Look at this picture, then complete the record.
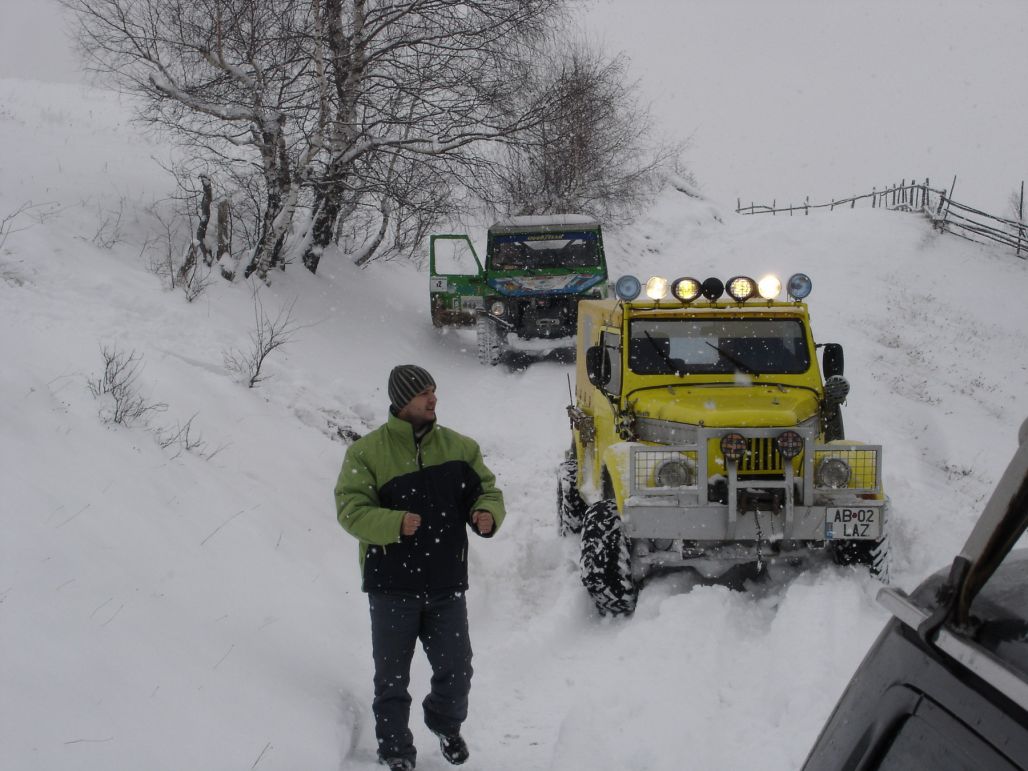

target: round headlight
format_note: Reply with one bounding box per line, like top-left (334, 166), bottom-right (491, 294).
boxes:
top-left (701, 277), bottom-right (725, 301)
top-left (645, 276), bottom-right (669, 300)
top-left (787, 273), bottom-right (812, 300)
top-left (757, 274), bottom-right (782, 300)
top-left (775, 430), bottom-right (804, 460)
top-left (726, 276), bottom-right (757, 302)
top-left (615, 275), bottom-right (642, 301)
top-left (671, 277), bottom-right (702, 303)
top-left (489, 300), bottom-right (506, 316)
top-left (720, 432), bottom-right (747, 463)
top-left (655, 459), bottom-right (695, 488)
top-left (817, 457), bottom-right (851, 488)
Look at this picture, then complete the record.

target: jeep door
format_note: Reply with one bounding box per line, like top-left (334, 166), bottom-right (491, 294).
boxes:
top-left (430, 234), bottom-right (485, 327)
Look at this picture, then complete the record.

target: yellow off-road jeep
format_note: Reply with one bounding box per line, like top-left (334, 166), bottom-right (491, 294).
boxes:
top-left (559, 273), bottom-right (889, 615)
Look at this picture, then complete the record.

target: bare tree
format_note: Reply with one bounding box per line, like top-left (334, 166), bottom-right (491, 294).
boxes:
top-left (88, 346), bottom-right (168, 425)
top-left (61, 0), bottom-right (323, 278)
top-left (292, 0), bottom-right (562, 273)
top-left (478, 41), bottom-right (683, 224)
top-left (223, 285), bottom-right (299, 387)
top-left (61, 0), bottom-right (563, 280)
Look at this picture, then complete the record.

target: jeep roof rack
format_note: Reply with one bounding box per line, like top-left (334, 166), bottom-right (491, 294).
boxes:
top-left (488, 214), bottom-right (600, 234)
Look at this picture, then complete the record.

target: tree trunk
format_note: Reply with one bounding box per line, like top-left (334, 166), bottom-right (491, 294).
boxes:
top-left (301, 171), bottom-right (346, 273)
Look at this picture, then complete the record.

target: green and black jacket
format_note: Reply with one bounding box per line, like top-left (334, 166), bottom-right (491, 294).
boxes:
top-left (335, 412), bottom-right (505, 594)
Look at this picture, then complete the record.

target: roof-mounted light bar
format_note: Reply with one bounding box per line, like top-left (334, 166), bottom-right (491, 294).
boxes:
top-left (613, 272), bottom-right (813, 304)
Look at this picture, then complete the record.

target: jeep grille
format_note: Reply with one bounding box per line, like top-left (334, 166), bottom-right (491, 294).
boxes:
top-left (737, 437), bottom-right (786, 473)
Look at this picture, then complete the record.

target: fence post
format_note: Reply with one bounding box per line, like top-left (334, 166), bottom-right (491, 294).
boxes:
top-left (942, 175), bottom-right (957, 224)
top-left (1018, 181), bottom-right (1025, 259)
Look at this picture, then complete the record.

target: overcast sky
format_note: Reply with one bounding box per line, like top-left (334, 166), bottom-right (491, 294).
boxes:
top-left (1, 0), bottom-right (82, 83)
top-left (4, 0), bottom-right (1026, 212)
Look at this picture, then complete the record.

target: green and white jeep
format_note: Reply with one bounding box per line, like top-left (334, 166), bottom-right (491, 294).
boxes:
top-left (430, 215), bottom-right (609, 365)
top-left (560, 272), bottom-right (890, 615)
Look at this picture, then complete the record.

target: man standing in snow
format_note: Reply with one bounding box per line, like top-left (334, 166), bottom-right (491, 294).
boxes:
top-left (335, 364), bottom-right (505, 771)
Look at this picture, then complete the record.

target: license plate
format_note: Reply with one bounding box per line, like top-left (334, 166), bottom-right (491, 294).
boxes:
top-left (825, 507), bottom-right (881, 540)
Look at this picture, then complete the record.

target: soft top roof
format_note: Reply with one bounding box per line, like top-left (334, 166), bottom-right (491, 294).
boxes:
top-left (488, 214), bottom-right (601, 235)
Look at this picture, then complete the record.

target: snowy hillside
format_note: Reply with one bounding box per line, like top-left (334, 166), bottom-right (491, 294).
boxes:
top-left (2, 1), bottom-right (1028, 766)
top-left (2, 75), bottom-right (1026, 771)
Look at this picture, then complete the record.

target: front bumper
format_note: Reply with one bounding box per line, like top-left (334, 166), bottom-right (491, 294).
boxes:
top-left (620, 429), bottom-right (884, 543)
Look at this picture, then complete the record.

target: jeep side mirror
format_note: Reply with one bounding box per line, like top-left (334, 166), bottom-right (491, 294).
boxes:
top-left (585, 345), bottom-right (610, 387)
top-left (823, 343), bottom-right (844, 378)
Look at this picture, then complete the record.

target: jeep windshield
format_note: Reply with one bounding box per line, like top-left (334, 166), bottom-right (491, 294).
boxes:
top-left (628, 318), bottom-right (811, 375)
top-left (489, 231), bottom-right (601, 270)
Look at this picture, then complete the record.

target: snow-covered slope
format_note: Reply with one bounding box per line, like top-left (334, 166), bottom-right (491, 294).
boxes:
top-left (2, 23), bottom-right (1027, 771)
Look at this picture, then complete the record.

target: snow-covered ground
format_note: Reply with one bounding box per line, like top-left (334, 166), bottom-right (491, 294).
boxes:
top-left (2, 2), bottom-right (1027, 769)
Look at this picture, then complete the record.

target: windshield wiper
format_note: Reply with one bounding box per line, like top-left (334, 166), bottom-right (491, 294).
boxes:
top-left (644, 331), bottom-right (686, 377)
top-left (705, 341), bottom-right (758, 376)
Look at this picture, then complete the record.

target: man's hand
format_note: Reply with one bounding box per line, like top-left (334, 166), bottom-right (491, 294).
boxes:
top-left (471, 509), bottom-right (494, 535)
top-left (401, 512), bottom-right (421, 536)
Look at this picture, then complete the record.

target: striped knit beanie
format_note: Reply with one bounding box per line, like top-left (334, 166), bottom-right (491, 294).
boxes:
top-left (388, 364), bottom-right (436, 411)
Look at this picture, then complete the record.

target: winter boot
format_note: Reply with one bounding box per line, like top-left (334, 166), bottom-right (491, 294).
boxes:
top-left (378, 754), bottom-right (415, 770)
top-left (432, 730), bottom-right (469, 765)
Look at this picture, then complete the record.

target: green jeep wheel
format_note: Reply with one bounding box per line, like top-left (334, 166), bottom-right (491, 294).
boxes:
top-left (476, 315), bottom-right (506, 366)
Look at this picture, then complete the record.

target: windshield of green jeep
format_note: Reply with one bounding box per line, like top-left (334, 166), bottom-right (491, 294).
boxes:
top-left (489, 231), bottom-right (601, 270)
top-left (628, 318), bottom-right (811, 375)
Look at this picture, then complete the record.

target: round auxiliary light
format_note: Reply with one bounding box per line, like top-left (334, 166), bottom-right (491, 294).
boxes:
top-left (776, 430), bottom-right (804, 460)
top-left (655, 459), bottom-right (695, 488)
top-left (757, 274), bottom-right (782, 300)
top-left (787, 273), bottom-right (813, 300)
top-left (671, 277), bottom-right (702, 303)
top-left (701, 277), bottom-right (725, 301)
top-left (720, 432), bottom-right (748, 463)
top-left (489, 300), bottom-right (506, 316)
top-left (726, 275), bottom-right (757, 302)
top-left (645, 276), bottom-right (669, 300)
top-left (817, 457), bottom-right (851, 489)
top-left (615, 274), bottom-right (642, 301)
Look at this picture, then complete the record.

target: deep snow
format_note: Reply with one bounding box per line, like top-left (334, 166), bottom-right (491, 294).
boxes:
top-left (2, 1), bottom-right (1028, 769)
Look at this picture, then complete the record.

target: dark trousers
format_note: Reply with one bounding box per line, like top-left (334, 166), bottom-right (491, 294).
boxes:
top-left (368, 590), bottom-right (473, 762)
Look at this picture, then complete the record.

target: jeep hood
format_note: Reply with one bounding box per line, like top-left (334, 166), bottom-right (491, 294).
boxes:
top-left (486, 273), bottom-right (604, 297)
top-left (631, 384), bottom-right (820, 427)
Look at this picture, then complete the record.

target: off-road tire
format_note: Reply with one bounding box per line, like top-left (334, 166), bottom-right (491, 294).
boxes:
top-left (580, 499), bottom-right (638, 616)
top-left (557, 458), bottom-right (588, 536)
top-left (831, 532), bottom-right (891, 582)
top-left (476, 315), bottom-right (506, 366)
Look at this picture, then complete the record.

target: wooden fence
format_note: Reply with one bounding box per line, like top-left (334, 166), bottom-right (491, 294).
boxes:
top-left (737, 177), bottom-right (1028, 259)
